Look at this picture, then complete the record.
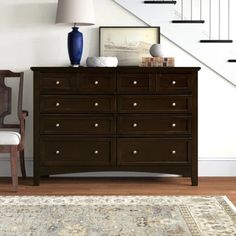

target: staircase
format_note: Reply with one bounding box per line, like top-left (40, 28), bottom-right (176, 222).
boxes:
top-left (113, 0), bottom-right (236, 85)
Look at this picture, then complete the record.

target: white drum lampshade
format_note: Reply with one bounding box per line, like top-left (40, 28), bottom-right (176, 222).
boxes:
top-left (56, 0), bottom-right (95, 26)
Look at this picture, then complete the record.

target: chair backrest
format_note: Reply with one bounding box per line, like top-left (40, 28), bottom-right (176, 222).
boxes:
top-left (0, 70), bottom-right (23, 129)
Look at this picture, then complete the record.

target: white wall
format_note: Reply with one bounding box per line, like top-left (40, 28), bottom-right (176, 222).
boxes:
top-left (0, 0), bottom-right (235, 177)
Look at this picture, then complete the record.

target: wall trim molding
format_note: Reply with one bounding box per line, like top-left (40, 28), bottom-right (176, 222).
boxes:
top-left (198, 158), bottom-right (236, 161)
top-left (0, 158), bottom-right (235, 176)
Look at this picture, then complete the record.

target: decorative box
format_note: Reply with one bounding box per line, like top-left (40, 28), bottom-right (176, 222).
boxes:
top-left (140, 57), bottom-right (175, 67)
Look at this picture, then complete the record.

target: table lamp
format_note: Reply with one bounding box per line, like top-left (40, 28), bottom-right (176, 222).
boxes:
top-left (56, 0), bottom-right (95, 67)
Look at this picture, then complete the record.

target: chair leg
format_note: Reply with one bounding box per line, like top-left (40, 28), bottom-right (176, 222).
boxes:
top-left (10, 146), bottom-right (18, 192)
top-left (19, 150), bottom-right (26, 178)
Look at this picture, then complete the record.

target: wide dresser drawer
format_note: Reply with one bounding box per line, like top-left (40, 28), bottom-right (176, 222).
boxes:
top-left (40, 116), bottom-right (115, 134)
top-left (40, 95), bottom-right (116, 113)
top-left (39, 72), bottom-right (116, 94)
top-left (118, 95), bottom-right (191, 113)
top-left (117, 115), bottom-right (191, 135)
top-left (40, 137), bottom-right (115, 166)
top-left (117, 138), bottom-right (191, 165)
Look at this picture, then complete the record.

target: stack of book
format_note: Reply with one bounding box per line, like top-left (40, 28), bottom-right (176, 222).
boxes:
top-left (140, 57), bottom-right (175, 67)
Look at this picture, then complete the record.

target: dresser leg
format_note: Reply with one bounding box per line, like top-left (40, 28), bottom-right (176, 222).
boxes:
top-left (191, 176), bottom-right (198, 186)
top-left (33, 176), bottom-right (40, 186)
top-left (41, 175), bottom-right (50, 178)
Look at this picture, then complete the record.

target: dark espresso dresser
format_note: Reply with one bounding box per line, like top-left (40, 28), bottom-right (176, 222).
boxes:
top-left (31, 67), bottom-right (200, 186)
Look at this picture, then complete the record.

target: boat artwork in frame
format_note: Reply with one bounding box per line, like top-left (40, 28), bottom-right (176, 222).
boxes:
top-left (99, 26), bottom-right (160, 66)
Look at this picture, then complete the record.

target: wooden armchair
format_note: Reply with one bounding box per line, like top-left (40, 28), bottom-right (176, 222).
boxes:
top-left (0, 70), bottom-right (28, 191)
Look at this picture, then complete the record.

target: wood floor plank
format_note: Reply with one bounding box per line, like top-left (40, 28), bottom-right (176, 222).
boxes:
top-left (0, 177), bottom-right (235, 205)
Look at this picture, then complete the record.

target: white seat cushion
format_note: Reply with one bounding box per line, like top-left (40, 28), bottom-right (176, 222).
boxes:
top-left (0, 131), bottom-right (21, 145)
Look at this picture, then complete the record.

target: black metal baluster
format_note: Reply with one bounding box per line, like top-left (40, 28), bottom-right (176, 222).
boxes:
top-left (210, 0), bottom-right (211, 40)
top-left (191, 0), bottom-right (193, 21)
top-left (219, 0), bottom-right (221, 40)
top-left (228, 0), bottom-right (230, 40)
top-left (227, 0), bottom-right (236, 61)
top-left (200, 0), bottom-right (202, 21)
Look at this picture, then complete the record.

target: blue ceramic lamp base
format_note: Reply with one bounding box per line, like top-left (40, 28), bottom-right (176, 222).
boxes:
top-left (68, 27), bottom-right (83, 67)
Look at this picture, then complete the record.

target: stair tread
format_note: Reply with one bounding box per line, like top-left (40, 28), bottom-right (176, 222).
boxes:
top-left (172, 20), bottom-right (205, 24)
top-left (144, 1), bottom-right (177, 4)
top-left (200, 40), bottom-right (233, 43)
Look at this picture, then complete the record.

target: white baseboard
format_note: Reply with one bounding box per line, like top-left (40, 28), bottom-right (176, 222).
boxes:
top-left (0, 158), bottom-right (235, 177)
top-left (198, 159), bottom-right (236, 176)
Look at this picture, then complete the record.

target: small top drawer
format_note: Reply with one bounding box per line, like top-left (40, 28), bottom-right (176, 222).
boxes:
top-left (40, 73), bottom-right (76, 94)
top-left (77, 73), bottom-right (116, 93)
top-left (117, 73), bottom-right (155, 93)
top-left (157, 73), bottom-right (193, 94)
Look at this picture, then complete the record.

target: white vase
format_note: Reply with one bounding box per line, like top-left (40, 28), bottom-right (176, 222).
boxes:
top-left (149, 44), bottom-right (164, 57)
top-left (86, 57), bottom-right (118, 67)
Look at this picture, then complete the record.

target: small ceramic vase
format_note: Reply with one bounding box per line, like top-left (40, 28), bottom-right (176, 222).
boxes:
top-left (149, 44), bottom-right (163, 57)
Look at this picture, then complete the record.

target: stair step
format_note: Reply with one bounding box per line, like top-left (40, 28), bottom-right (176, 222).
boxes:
top-left (228, 60), bottom-right (236, 62)
top-left (200, 40), bottom-right (233, 43)
top-left (144, 1), bottom-right (177, 4)
top-left (172, 20), bottom-right (205, 24)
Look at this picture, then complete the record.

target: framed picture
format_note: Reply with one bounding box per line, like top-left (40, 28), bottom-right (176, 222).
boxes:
top-left (99, 26), bottom-right (160, 66)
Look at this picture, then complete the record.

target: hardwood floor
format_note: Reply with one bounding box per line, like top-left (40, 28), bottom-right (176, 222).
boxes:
top-left (0, 177), bottom-right (235, 205)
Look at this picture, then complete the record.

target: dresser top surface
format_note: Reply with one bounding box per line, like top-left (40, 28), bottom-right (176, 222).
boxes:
top-left (31, 66), bottom-right (201, 73)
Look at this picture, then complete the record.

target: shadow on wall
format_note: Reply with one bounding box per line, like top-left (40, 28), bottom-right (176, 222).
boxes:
top-left (0, 2), bottom-right (57, 29)
top-left (83, 27), bottom-right (100, 63)
top-left (22, 70), bottom-right (33, 158)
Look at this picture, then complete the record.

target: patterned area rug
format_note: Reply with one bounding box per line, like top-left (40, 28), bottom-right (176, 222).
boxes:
top-left (0, 196), bottom-right (235, 236)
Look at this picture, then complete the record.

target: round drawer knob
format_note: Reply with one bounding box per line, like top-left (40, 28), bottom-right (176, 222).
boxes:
top-left (56, 123), bottom-right (60, 127)
top-left (133, 102), bottom-right (138, 107)
top-left (56, 102), bottom-right (60, 107)
top-left (172, 150), bottom-right (176, 155)
top-left (172, 80), bottom-right (176, 85)
top-left (94, 123), bottom-right (99, 128)
top-left (172, 123), bottom-right (176, 127)
top-left (172, 102), bottom-right (176, 107)
top-left (133, 80), bottom-right (138, 85)
top-left (56, 150), bottom-right (60, 155)
top-left (133, 123), bottom-right (138, 128)
top-left (56, 81), bottom-right (60, 85)
top-left (94, 80), bottom-right (99, 85)
top-left (94, 150), bottom-right (99, 155)
top-left (133, 150), bottom-right (138, 155)
top-left (94, 102), bottom-right (99, 107)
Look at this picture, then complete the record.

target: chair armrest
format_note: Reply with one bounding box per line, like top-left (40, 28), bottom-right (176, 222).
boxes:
top-left (21, 110), bottom-right (29, 117)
